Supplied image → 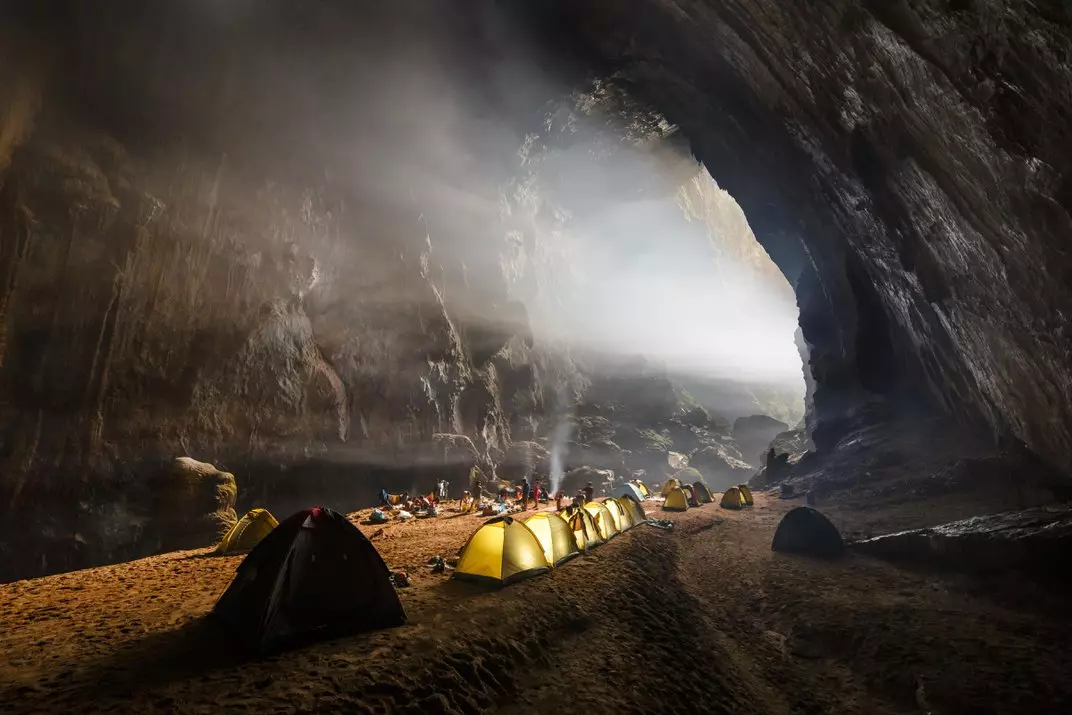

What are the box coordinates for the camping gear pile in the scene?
[452,494,650,586]
[376,490,443,522]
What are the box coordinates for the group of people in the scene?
[378,488,440,515]
[381,467,601,517]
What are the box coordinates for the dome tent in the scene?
[454,516,550,586]
[631,479,651,498]
[584,501,620,541]
[772,507,844,557]
[215,508,279,555]
[663,487,689,511]
[691,482,714,504]
[601,497,627,532]
[213,507,405,650]
[737,484,754,506]
[720,487,747,510]
[661,478,681,497]
[681,484,699,507]
[561,506,603,551]
[524,512,581,567]
[613,482,645,503]
[608,497,633,530]
[617,495,647,526]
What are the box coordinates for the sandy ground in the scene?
[2,494,1070,714]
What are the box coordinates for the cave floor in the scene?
[2,493,1070,715]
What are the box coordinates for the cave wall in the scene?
[517,0,1072,471]
[0,2,583,579]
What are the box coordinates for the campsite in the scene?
[4,487,1072,715]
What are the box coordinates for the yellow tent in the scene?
[692,481,715,504]
[454,516,550,586]
[737,484,754,506]
[618,496,647,526]
[607,497,632,531]
[631,480,651,498]
[584,501,620,541]
[601,498,627,532]
[524,512,581,567]
[720,486,747,510]
[215,508,278,555]
[663,487,689,511]
[561,507,603,550]
[661,478,681,497]
[681,484,698,507]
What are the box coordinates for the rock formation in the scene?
[733,415,792,466]
[151,457,238,553]
[514,0,1072,476]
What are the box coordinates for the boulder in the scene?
[771,507,844,558]
[764,429,809,465]
[154,457,238,552]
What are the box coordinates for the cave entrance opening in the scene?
[508,99,807,432]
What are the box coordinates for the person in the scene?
[379,488,390,507]
[460,490,474,513]
[470,466,484,502]
[555,490,565,511]
[437,479,449,501]
[583,481,594,503]
[521,477,531,510]
[532,478,542,509]
[573,491,585,508]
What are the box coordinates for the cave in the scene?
[2,1,1072,712]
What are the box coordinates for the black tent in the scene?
[771,506,844,557]
[213,507,406,649]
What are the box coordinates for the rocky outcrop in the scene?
[515,0,1072,480]
[151,457,237,553]
[851,507,1072,586]
[689,444,755,491]
[733,415,791,466]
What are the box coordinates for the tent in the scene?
[737,484,755,506]
[631,480,651,498]
[601,497,627,532]
[584,501,620,541]
[213,507,405,649]
[561,507,603,550]
[608,497,633,530]
[681,484,699,507]
[524,512,581,567]
[454,516,550,586]
[660,478,681,497]
[772,507,844,557]
[663,487,689,511]
[613,482,645,503]
[691,482,714,504]
[720,486,747,510]
[617,495,646,527]
[215,508,279,555]
[672,467,704,484]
